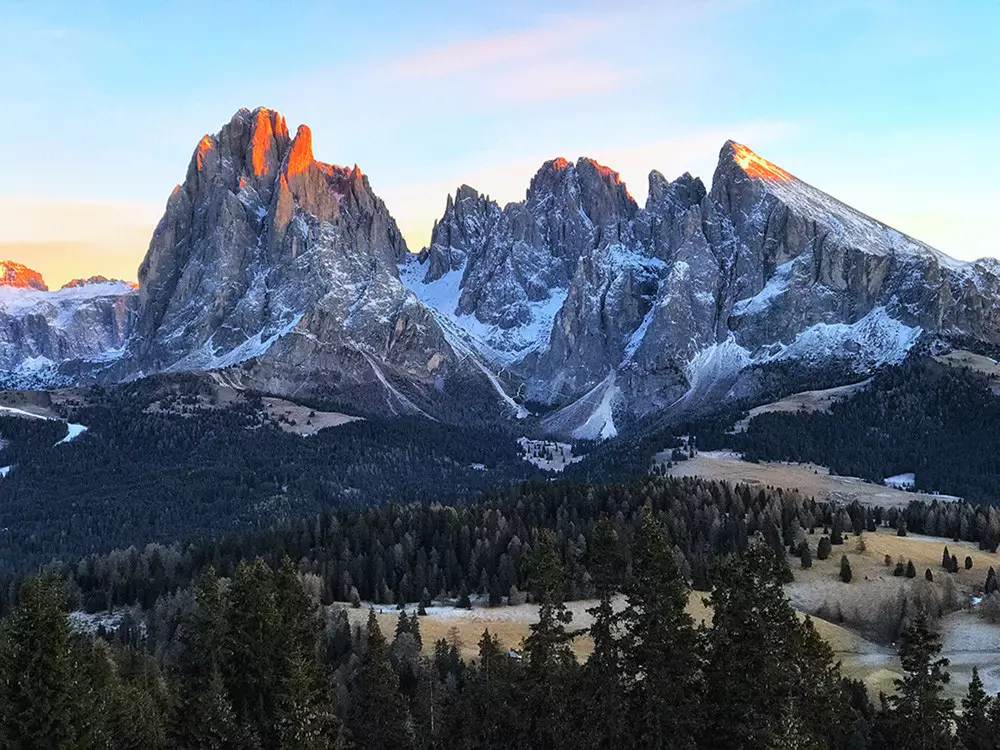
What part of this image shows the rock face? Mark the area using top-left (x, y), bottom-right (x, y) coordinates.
top-left (405, 141), bottom-right (1000, 437)
top-left (4, 111), bottom-right (1000, 435)
top-left (111, 107), bottom-right (497, 418)
top-left (0, 262), bottom-right (48, 292)
top-left (0, 275), bottom-right (137, 387)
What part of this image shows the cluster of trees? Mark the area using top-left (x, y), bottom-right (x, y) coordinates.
top-left (7, 474), bottom-right (1000, 621)
top-left (703, 359), bottom-right (1000, 503)
top-left (3, 477), bottom-right (887, 617)
top-left (5, 518), bottom-right (999, 749)
top-left (0, 378), bottom-right (537, 574)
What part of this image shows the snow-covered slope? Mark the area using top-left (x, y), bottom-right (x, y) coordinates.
top-left (0, 277), bottom-right (136, 388)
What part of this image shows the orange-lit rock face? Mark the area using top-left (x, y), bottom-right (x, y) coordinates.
top-left (0, 261), bottom-right (48, 291)
top-left (251, 108), bottom-right (275, 176)
top-left (731, 142), bottom-right (792, 182)
top-left (195, 136), bottom-right (214, 170)
top-left (286, 125), bottom-right (314, 176)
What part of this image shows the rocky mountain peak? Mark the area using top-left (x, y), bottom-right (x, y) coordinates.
top-left (60, 276), bottom-right (138, 290)
top-left (0, 261), bottom-right (47, 291)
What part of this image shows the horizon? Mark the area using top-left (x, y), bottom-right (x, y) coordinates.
top-left (3, 1), bottom-right (998, 287)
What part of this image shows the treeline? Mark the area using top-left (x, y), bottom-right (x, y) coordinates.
top-left (3, 519), bottom-right (995, 749)
top-left (0, 378), bottom-right (538, 574)
top-left (700, 359), bottom-right (1000, 503)
top-left (11, 475), bottom-right (1000, 622)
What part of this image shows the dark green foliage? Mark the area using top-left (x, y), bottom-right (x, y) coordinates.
top-left (840, 554), bottom-right (852, 583)
top-left (956, 667), bottom-right (994, 750)
top-left (878, 614), bottom-right (954, 749)
top-left (617, 509), bottom-right (700, 748)
top-left (0, 381), bottom-right (533, 574)
top-left (800, 542), bottom-right (813, 569)
top-left (702, 544), bottom-right (844, 749)
top-left (0, 577), bottom-right (82, 747)
top-left (729, 358), bottom-right (1000, 503)
top-left (348, 610), bottom-right (408, 749)
top-left (906, 560), bottom-right (917, 578)
top-left (926, 568), bottom-right (934, 582)
top-left (818, 535), bottom-right (833, 560)
top-left (967, 556), bottom-right (974, 571)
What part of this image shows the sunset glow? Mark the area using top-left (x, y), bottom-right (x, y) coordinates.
top-left (731, 142), bottom-right (793, 182)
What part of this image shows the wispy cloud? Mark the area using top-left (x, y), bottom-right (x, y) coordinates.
top-left (378, 12), bottom-right (641, 106)
top-left (386, 15), bottom-right (612, 80)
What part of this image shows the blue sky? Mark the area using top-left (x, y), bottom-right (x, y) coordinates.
top-left (1, 0), bottom-right (997, 285)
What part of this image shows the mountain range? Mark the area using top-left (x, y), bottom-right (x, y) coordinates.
top-left (3, 106), bottom-right (997, 436)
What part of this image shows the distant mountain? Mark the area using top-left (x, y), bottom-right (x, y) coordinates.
top-left (404, 140), bottom-right (1000, 437)
top-left (3, 109), bottom-right (999, 436)
top-left (0, 261), bottom-right (48, 291)
top-left (0, 269), bottom-right (136, 388)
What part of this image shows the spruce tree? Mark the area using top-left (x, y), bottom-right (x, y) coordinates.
top-left (0, 577), bottom-right (83, 747)
top-left (519, 531), bottom-right (581, 748)
top-left (224, 558), bottom-right (283, 746)
top-left (703, 544), bottom-right (842, 749)
top-left (880, 614), bottom-right (954, 749)
top-left (817, 536), bottom-right (832, 560)
top-left (956, 667), bottom-right (993, 750)
top-left (618, 509), bottom-right (700, 749)
top-left (578, 517), bottom-right (627, 747)
top-left (170, 567), bottom-right (239, 748)
top-left (840, 555), bottom-right (853, 583)
top-left (348, 609), bottom-right (408, 749)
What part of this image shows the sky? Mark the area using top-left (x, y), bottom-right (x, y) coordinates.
top-left (1, 0), bottom-right (998, 287)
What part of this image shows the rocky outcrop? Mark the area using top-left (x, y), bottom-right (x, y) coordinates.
top-left (0, 261), bottom-right (48, 291)
top-left (0, 279), bottom-right (137, 387)
top-left (111, 107), bottom-right (498, 418)
top-left (406, 140), bottom-right (1000, 437)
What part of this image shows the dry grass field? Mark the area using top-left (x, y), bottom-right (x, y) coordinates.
top-left (659, 450), bottom-right (959, 508)
top-left (341, 529), bottom-right (1000, 700)
top-left (730, 380), bottom-right (870, 432)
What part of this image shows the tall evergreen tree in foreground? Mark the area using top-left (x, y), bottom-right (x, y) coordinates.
top-left (618, 508), bottom-right (701, 749)
top-left (171, 567), bottom-right (239, 748)
top-left (0, 577), bottom-right (81, 748)
top-left (878, 613), bottom-right (955, 749)
top-left (519, 530), bottom-right (581, 749)
top-left (702, 543), bottom-right (842, 750)
top-left (349, 609), bottom-right (409, 749)
top-left (956, 667), bottom-right (995, 750)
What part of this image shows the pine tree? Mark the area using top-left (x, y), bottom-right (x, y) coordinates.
top-left (943, 546), bottom-right (951, 569)
top-left (577, 517), bottom-right (627, 747)
top-left (348, 609), bottom-right (409, 749)
top-left (906, 560), bottom-right (917, 578)
top-left (519, 531), bottom-right (581, 748)
top-left (956, 667), bottom-right (993, 750)
top-left (273, 558), bottom-right (339, 748)
top-left (170, 567), bottom-right (239, 748)
top-left (617, 509), bottom-right (700, 748)
top-left (703, 544), bottom-right (842, 749)
top-left (880, 613), bottom-right (954, 749)
top-left (840, 555), bottom-right (853, 583)
top-left (0, 577), bottom-right (83, 747)
top-left (224, 558), bottom-right (283, 746)
top-left (800, 543), bottom-right (813, 569)
top-left (817, 536), bottom-right (832, 560)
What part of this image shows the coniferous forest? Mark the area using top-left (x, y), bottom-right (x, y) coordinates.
top-left (2, 513), bottom-right (996, 749)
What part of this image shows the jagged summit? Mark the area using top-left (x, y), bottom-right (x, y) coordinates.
top-left (3, 115), bottom-right (999, 435)
top-left (61, 276), bottom-right (138, 290)
top-left (0, 261), bottom-right (48, 291)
